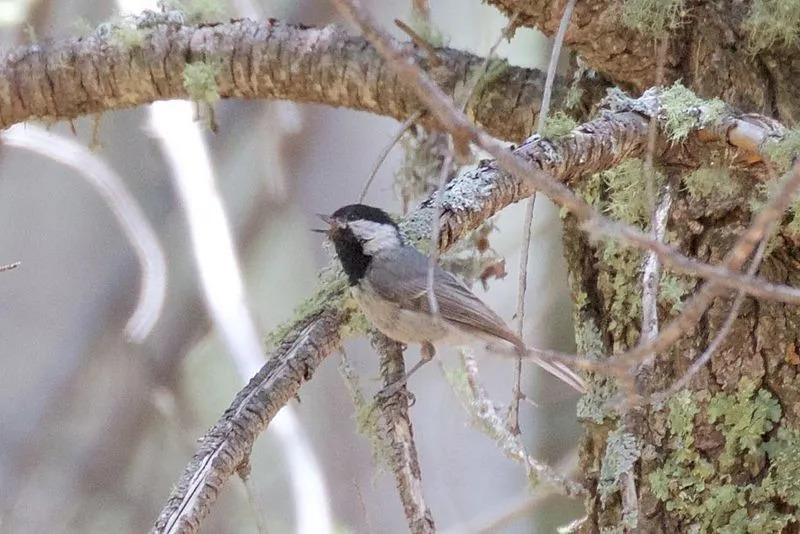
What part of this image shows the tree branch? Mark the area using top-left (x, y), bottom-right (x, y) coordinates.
top-left (0, 17), bottom-right (567, 142)
top-left (371, 332), bottom-right (436, 533)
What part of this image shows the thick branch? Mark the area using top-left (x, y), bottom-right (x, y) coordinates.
top-left (0, 18), bottom-right (564, 142)
top-left (486, 0), bottom-right (800, 124)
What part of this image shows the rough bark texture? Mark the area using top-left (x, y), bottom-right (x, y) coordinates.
top-left (487, 0), bottom-right (800, 126)
top-left (564, 179), bottom-right (800, 532)
top-left (0, 18), bottom-right (582, 142)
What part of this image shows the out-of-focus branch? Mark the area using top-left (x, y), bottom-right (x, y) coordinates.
top-left (2, 123), bottom-right (166, 342)
top-left (0, 18), bottom-right (565, 142)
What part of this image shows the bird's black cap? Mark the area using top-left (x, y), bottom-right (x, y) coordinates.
top-left (330, 204), bottom-right (398, 227)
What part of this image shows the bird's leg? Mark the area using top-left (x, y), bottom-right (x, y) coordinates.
top-left (376, 342), bottom-right (436, 400)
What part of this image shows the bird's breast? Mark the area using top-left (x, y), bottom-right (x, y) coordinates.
top-left (351, 283), bottom-right (456, 345)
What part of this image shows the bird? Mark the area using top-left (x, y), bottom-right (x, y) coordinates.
top-left (316, 203), bottom-right (585, 393)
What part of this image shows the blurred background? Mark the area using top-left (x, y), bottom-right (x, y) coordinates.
top-left (0, 0), bottom-right (583, 532)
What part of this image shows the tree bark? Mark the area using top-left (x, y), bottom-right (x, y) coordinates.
top-left (486, 0), bottom-right (800, 126)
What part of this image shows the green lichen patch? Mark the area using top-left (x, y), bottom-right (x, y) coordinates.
top-left (599, 425), bottom-right (640, 503)
top-left (708, 378), bottom-right (782, 473)
top-left (540, 111), bottom-right (579, 139)
top-left (659, 272), bottom-right (694, 315)
top-left (109, 24), bottom-right (149, 48)
top-left (682, 166), bottom-right (740, 201)
top-left (621, 0), bottom-right (687, 36)
top-left (762, 128), bottom-right (800, 174)
top-left (650, 382), bottom-right (800, 531)
top-left (597, 240), bottom-right (643, 342)
top-left (660, 83), bottom-right (727, 142)
top-left (266, 272), bottom-right (349, 346)
top-left (160, 0), bottom-right (226, 25)
top-left (601, 158), bottom-right (664, 228)
top-left (743, 0), bottom-right (800, 53)
top-left (183, 61), bottom-right (221, 104)
top-left (575, 320), bottom-right (617, 423)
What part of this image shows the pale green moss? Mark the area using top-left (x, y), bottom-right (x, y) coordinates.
top-left (601, 158), bottom-right (664, 228)
top-left (338, 355), bottom-right (391, 471)
top-left (267, 273), bottom-right (348, 346)
top-left (757, 428), bottom-right (800, 507)
top-left (183, 61), bottom-right (221, 103)
top-left (575, 319), bottom-right (617, 423)
top-left (598, 240), bottom-right (643, 340)
top-left (743, 0), bottom-right (800, 52)
top-left (762, 128), bottom-right (800, 174)
top-left (659, 273), bottom-right (693, 314)
top-left (661, 83), bottom-right (727, 142)
top-left (540, 111), bottom-right (579, 138)
top-left (161, 0), bottom-right (225, 24)
top-left (683, 167), bottom-right (740, 200)
top-left (109, 25), bottom-right (148, 48)
top-left (405, 10), bottom-right (447, 47)
top-left (564, 170), bottom-right (604, 218)
top-left (621, 0), bottom-right (687, 36)
top-left (467, 58), bottom-right (511, 106)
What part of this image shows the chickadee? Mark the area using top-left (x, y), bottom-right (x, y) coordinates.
top-left (317, 203), bottom-right (585, 393)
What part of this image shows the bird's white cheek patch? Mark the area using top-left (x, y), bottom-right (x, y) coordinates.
top-left (348, 220), bottom-right (401, 254)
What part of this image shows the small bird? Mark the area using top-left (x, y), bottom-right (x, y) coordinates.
top-left (317, 203), bottom-right (585, 393)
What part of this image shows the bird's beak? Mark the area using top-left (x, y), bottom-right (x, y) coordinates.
top-left (311, 213), bottom-right (339, 234)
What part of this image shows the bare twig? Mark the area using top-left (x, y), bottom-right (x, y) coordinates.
top-left (0, 261), bottom-right (21, 272)
top-left (639, 37), bottom-right (670, 349)
top-left (661, 233), bottom-right (772, 397)
top-left (449, 351), bottom-right (586, 498)
top-left (358, 110), bottom-right (424, 202)
top-left (426, 151), bottom-right (454, 316)
top-left (611, 163), bottom-right (800, 375)
top-left (394, 18), bottom-right (442, 66)
top-left (153, 19), bottom-right (800, 526)
top-left (458, 13), bottom-right (519, 113)
top-left (328, 0), bottom-right (800, 310)
top-left (511, 0), bottom-right (576, 435)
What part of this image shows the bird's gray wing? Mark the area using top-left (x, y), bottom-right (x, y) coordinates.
top-left (369, 247), bottom-right (587, 393)
top-left (368, 247), bottom-right (521, 346)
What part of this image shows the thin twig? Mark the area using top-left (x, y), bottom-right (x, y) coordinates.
top-left (639, 37), bottom-right (670, 350)
top-left (0, 261), bottom-right (21, 272)
top-left (662, 233), bottom-right (772, 397)
top-left (511, 0), bottom-right (576, 435)
top-left (450, 351), bottom-right (586, 498)
top-left (611, 163), bottom-right (800, 373)
top-left (358, 110), bottom-right (423, 202)
top-left (394, 19), bottom-right (442, 66)
top-left (458, 13), bottom-right (519, 113)
top-left (426, 151), bottom-right (453, 316)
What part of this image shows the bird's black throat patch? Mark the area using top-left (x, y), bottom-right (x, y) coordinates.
top-left (330, 226), bottom-right (371, 285)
